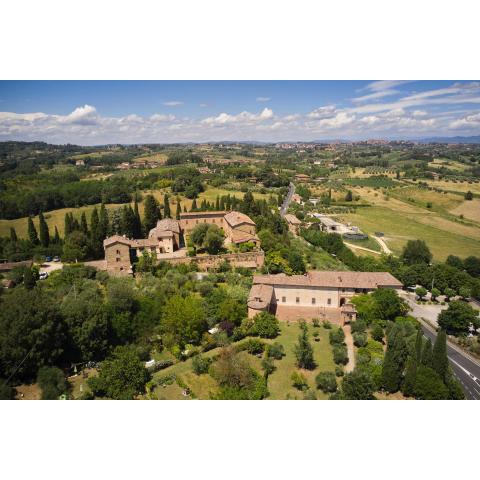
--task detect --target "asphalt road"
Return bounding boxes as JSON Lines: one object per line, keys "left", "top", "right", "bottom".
{"left": 280, "top": 182, "right": 295, "bottom": 217}
{"left": 420, "top": 322, "right": 480, "bottom": 400}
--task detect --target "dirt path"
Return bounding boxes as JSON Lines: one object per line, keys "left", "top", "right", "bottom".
{"left": 344, "top": 242, "right": 381, "bottom": 255}
{"left": 343, "top": 325, "right": 355, "bottom": 373}
{"left": 373, "top": 235, "right": 393, "bottom": 255}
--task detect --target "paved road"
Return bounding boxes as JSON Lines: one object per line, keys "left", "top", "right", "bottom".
{"left": 420, "top": 321, "right": 480, "bottom": 400}
{"left": 400, "top": 291, "right": 480, "bottom": 399}
{"left": 280, "top": 182, "right": 295, "bottom": 217}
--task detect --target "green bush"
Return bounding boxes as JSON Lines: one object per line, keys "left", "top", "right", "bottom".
{"left": 329, "top": 327, "right": 345, "bottom": 345}
{"left": 251, "top": 312, "right": 280, "bottom": 338}
{"left": 371, "top": 323, "right": 384, "bottom": 342}
{"left": 312, "top": 318, "right": 320, "bottom": 328}
{"left": 37, "top": 366, "right": 67, "bottom": 400}
{"left": 266, "top": 342, "right": 285, "bottom": 360}
{"left": 240, "top": 338, "right": 265, "bottom": 355}
{"left": 192, "top": 355, "right": 212, "bottom": 375}
{"left": 322, "top": 320, "right": 332, "bottom": 329}
{"left": 333, "top": 345, "right": 349, "bottom": 365}
{"left": 315, "top": 371, "right": 337, "bottom": 393}
{"left": 351, "top": 320, "right": 367, "bottom": 334}
{"left": 291, "top": 371, "right": 309, "bottom": 391}
{"left": 335, "top": 366, "right": 344, "bottom": 377}
{"left": 353, "top": 332, "right": 368, "bottom": 347}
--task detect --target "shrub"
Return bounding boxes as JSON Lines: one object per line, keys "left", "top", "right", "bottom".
{"left": 342, "top": 369, "right": 375, "bottom": 399}
{"left": 291, "top": 371, "right": 309, "bottom": 391}
{"left": 303, "top": 389, "right": 317, "bottom": 400}
{"left": 192, "top": 355, "right": 212, "bottom": 375}
{"left": 152, "top": 359, "right": 174, "bottom": 371}
{"left": 0, "top": 381, "right": 14, "bottom": 400}
{"left": 353, "top": 332, "right": 368, "bottom": 348}
{"left": 261, "top": 357, "right": 276, "bottom": 376}
{"left": 241, "top": 338, "right": 265, "bottom": 355}
{"left": 37, "top": 366, "right": 67, "bottom": 400}
{"left": 312, "top": 318, "right": 320, "bottom": 328}
{"left": 251, "top": 312, "right": 280, "bottom": 338}
{"left": 333, "top": 345, "right": 349, "bottom": 365}
{"left": 371, "top": 323, "right": 384, "bottom": 342}
{"left": 322, "top": 320, "right": 332, "bottom": 329}
{"left": 266, "top": 342, "right": 285, "bottom": 360}
{"left": 335, "top": 366, "right": 344, "bottom": 377}
{"left": 315, "top": 371, "right": 337, "bottom": 393}
{"left": 329, "top": 327, "right": 345, "bottom": 345}
{"left": 351, "top": 320, "right": 367, "bottom": 334}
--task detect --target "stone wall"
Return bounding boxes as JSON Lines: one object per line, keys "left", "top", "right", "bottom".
{"left": 162, "top": 251, "right": 264, "bottom": 270}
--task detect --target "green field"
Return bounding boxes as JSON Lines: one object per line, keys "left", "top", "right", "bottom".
{"left": 340, "top": 205, "right": 480, "bottom": 260}
{"left": 151, "top": 322, "right": 337, "bottom": 400}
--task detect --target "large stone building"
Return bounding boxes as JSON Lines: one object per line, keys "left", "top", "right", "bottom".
{"left": 247, "top": 270, "right": 402, "bottom": 325}
{"left": 103, "top": 210, "right": 259, "bottom": 275}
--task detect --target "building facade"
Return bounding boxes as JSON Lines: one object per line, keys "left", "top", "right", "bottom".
{"left": 247, "top": 271, "right": 402, "bottom": 325}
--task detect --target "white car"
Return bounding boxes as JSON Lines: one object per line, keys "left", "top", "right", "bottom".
{"left": 39, "top": 272, "right": 49, "bottom": 280}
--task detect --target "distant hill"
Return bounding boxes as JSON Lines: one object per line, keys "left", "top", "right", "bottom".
{"left": 417, "top": 136, "right": 480, "bottom": 144}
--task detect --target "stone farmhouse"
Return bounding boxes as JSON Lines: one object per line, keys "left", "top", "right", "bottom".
{"left": 103, "top": 210, "right": 260, "bottom": 276}
{"left": 247, "top": 271, "right": 402, "bottom": 324}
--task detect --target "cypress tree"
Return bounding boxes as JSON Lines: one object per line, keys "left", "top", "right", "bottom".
{"left": 71, "top": 216, "right": 80, "bottom": 232}
{"left": 415, "top": 328, "right": 423, "bottom": 362}
{"left": 381, "top": 324, "right": 408, "bottom": 393}
{"left": 120, "top": 205, "right": 136, "bottom": 238}
{"left": 215, "top": 196, "right": 220, "bottom": 211}
{"left": 10, "top": 227, "right": 18, "bottom": 242}
{"left": 80, "top": 212, "right": 89, "bottom": 236}
{"left": 64, "top": 213, "right": 73, "bottom": 237}
{"left": 23, "top": 267, "right": 36, "bottom": 290}
{"left": 191, "top": 198, "right": 198, "bottom": 211}
{"left": 27, "top": 217, "right": 39, "bottom": 245}
{"left": 133, "top": 197, "right": 142, "bottom": 238}
{"left": 90, "top": 206, "right": 100, "bottom": 238}
{"left": 219, "top": 196, "right": 225, "bottom": 210}
{"left": 163, "top": 194, "right": 171, "bottom": 218}
{"left": 38, "top": 212, "right": 50, "bottom": 247}
{"left": 421, "top": 338, "right": 433, "bottom": 368}
{"left": 53, "top": 226, "right": 60, "bottom": 244}
{"left": 99, "top": 203, "right": 109, "bottom": 238}
{"left": 294, "top": 322, "right": 316, "bottom": 370}
{"left": 402, "top": 356, "right": 417, "bottom": 397}
{"left": 175, "top": 202, "right": 181, "bottom": 220}
{"left": 432, "top": 330, "right": 449, "bottom": 382}
{"left": 143, "top": 194, "right": 160, "bottom": 234}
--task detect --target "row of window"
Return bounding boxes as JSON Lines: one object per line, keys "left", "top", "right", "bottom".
{"left": 279, "top": 296, "right": 332, "bottom": 305}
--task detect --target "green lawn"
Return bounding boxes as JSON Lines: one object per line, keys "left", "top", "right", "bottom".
{"left": 151, "top": 322, "right": 337, "bottom": 400}
{"left": 340, "top": 205, "right": 480, "bottom": 261}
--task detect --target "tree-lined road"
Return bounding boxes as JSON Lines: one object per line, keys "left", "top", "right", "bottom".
{"left": 280, "top": 182, "right": 295, "bottom": 217}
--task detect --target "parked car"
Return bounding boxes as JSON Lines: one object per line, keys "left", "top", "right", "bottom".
{"left": 53, "top": 256, "right": 61, "bottom": 262}
{"left": 39, "top": 272, "right": 48, "bottom": 280}
{"left": 45, "top": 256, "right": 52, "bottom": 262}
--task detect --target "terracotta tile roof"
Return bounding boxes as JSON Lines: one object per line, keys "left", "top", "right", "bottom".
{"left": 224, "top": 211, "right": 255, "bottom": 227}
{"left": 230, "top": 229, "right": 259, "bottom": 244}
{"left": 103, "top": 235, "right": 132, "bottom": 247}
{"left": 0, "top": 260, "right": 33, "bottom": 272}
{"left": 130, "top": 238, "right": 161, "bottom": 247}
{"left": 284, "top": 214, "right": 302, "bottom": 225}
{"left": 148, "top": 218, "right": 180, "bottom": 236}
{"left": 253, "top": 271, "right": 402, "bottom": 289}
{"left": 247, "top": 283, "right": 274, "bottom": 309}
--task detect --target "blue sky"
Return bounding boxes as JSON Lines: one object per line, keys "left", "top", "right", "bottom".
{"left": 0, "top": 80, "right": 479, "bottom": 144}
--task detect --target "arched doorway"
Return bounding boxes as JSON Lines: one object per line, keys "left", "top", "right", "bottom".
{"left": 339, "top": 297, "right": 346, "bottom": 307}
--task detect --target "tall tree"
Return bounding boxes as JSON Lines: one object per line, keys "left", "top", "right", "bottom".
{"left": 432, "top": 330, "right": 448, "bottom": 382}
{"left": 163, "top": 194, "right": 171, "bottom": 218}
{"left": 215, "top": 196, "right": 220, "bottom": 211}
{"left": 402, "top": 356, "right": 417, "bottom": 397}
{"left": 143, "top": 194, "right": 160, "bottom": 234}
{"left": 421, "top": 338, "right": 433, "bottom": 367}
{"left": 133, "top": 197, "right": 142, "bottom": 238}
{"left": 9, "top": 227, "right": 18, "bottom": 243}
{"left": 80, "top": 212, "right": 89, "bottom": 236}
{"left": 175, "top": 201, "right": 182, "bottom": 220}
{"left": 401, "top": 239, "right": 432, "bottom": 265}
{"left": 38, "top": 212, "right": 50, "bottom": 247}
{"left": 415, "top": 328, "right": 423, "bottom": 363}
{"left": 64, "top": 212, "right": 73, "bottom": 237}
{"left": 23, "top": 267, "right": 36, "bottom": 290}
{"left": 381, "top": 323, "right": 407, "bottom": 392}
{"left": 27, "top": 216, "right": 39, "bottom": 245}
{"left": 53, "top": 226, "right": 61, "bottom": 244}
{"left": 99, "top": 203, "right": 109, "bottom": 239}
{"left": 120, "top": 205, "right": 136, "bottom": 238}
{"left": 294, "top": 321, "right": 316, "bottom": 370}
{"left": 191, "top": 198, "right": 198, "bottom": 211}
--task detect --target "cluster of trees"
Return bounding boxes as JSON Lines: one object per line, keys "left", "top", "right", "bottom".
{"left": 189, "top": 223, "right": 225, "bottom": 255}
{"left": 171, "top": 168, "right": 204, "bottom": 198}
{"left": 165, "top": 150, "right": 203, "bottom": 166}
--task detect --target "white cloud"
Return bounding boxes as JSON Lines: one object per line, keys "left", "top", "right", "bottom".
{"left": 316, "top": 112, "right": 356, "bottom": 129}
{"left": 162, "top": 101, "right": 183, "bottom": 106}
{"left": 202, "top": 107, "right": 273, "bottom": 125}
{"left": 412, "top": 110, "right": 427, "bottom": 117}
{"left": 307, "top": 105, "right": 337, "bottom": 119}
{"left": 450, "top": 112, "right": 480, "bottom": 129}
{"left": 256, "top": 97, "right": 271, "bottom": 102}
{"left": 199, "top": 103, "right": 208, "bottom": 108}
{"left": 150, "top": 113, "right": 176, "bottom": 122}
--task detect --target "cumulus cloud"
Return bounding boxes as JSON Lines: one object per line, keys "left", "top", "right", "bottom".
{"left": 316, "top": 112, "right": 356, "bottom": 129}
{"left": 450, "top": 112, "right": 480, "bottom": 129}
{"left": 307, "top": 105, "right": 337, "bottom": 119}
{"left": 256, "top": 97, "right": 271, "bottom": 102}
{"left": 202, "top": 107, "right": 273, "bottom": 125}
{"left": 62, "top": 104, "right": 98, "bottom": 125}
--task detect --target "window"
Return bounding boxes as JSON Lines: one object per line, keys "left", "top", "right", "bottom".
{"left": 116, "top": 258, "right": 120, "bottom": 262}
{"left": 282, "top": 296, "right": 286, "bottom": 303}
{"left": 296, "top": 297, "right": 300, "bottom": 304}
{"left": 312, "top": 298, "right": 316, "bottom": 305}
{"left": 116, "top": 249, "right": 120, "bottom": 255}
{"left": 327, "top": 298, "right": 331, "bottom": 305}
